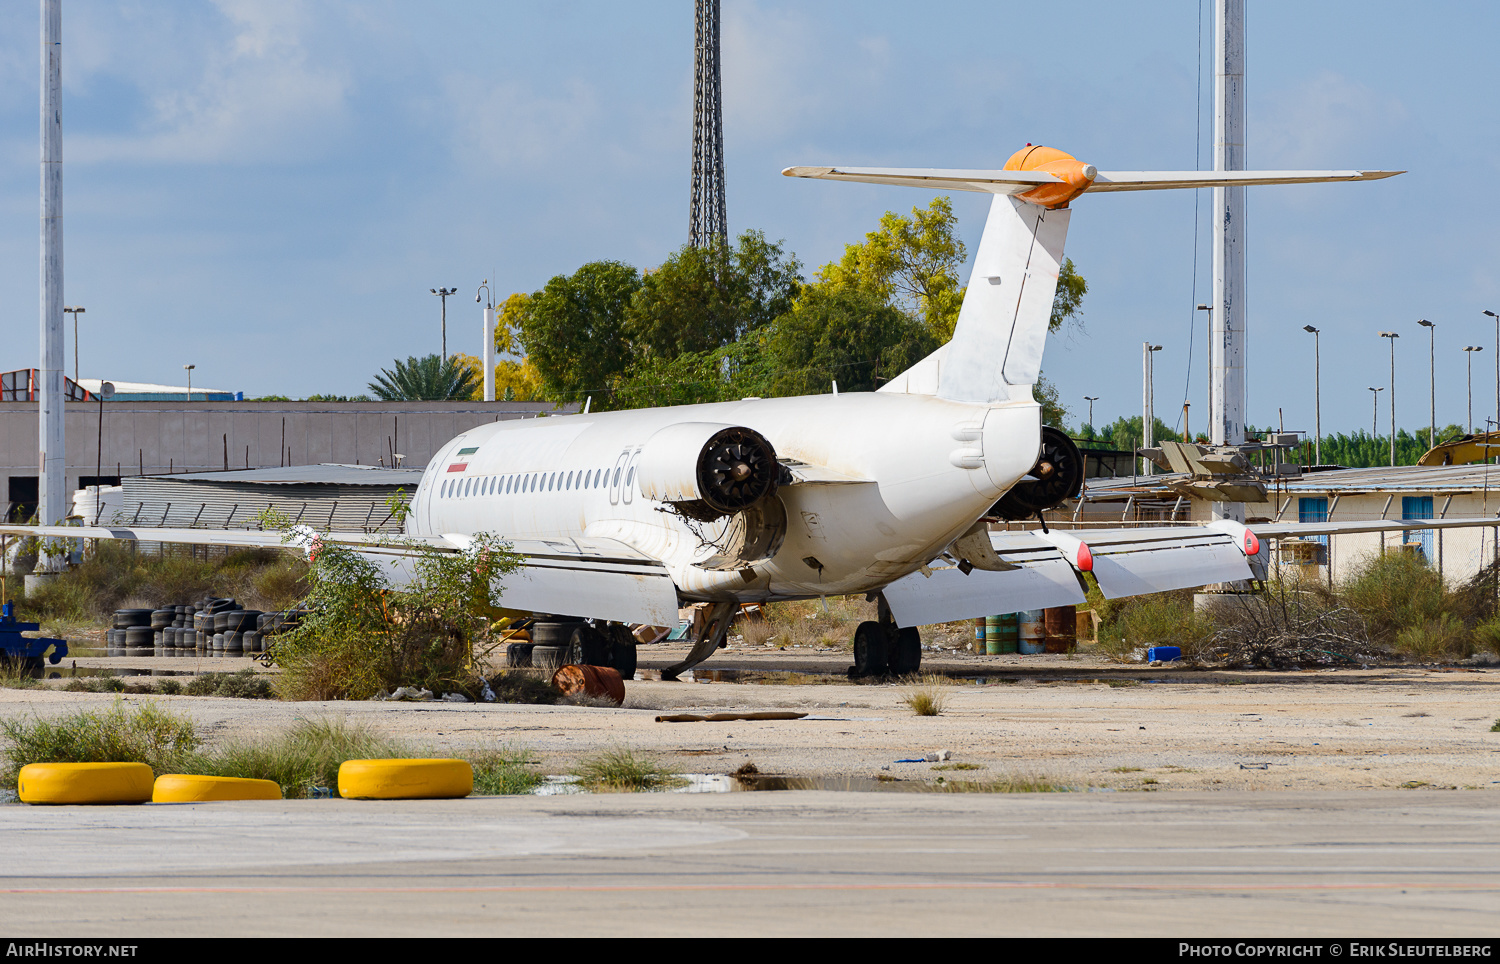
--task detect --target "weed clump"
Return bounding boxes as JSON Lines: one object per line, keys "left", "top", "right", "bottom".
{"left": 469, "top": 747, "right": 544, "bottom": 795}
{"left": 184, "top": 669, "right": 276, "bottom": 699}
{"left": 927, "top": 772, "right": 1070, "bottom": 793}
{"left": 573, "top": 748, "right": 684, "bottom": 792}
{"left": 485, "top": 669, "right": 560, "bottom": 705}
{"left": 901, "top": 675, "right": 949, "bottom": 716}
{"left": 1, "top": 701, "right": 199, "bottom": 780}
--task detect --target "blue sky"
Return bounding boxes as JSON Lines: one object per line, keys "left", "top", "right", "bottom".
{"left": 1, "top": 1, "right": 1498, "bottom": 438}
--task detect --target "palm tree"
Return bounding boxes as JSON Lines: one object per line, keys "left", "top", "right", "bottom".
{"left": 368, "top": 354, "right": 479, "bottom": 401}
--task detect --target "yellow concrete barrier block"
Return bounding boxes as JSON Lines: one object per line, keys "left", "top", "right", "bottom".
{"left": 17, "top": 762, "right": 154, "bottom": 805}
{"left": 337, "top": 758, "right": 473, "bottom": 800}
{"left": 152, "top": 774, "right": 283, "bottom": 803}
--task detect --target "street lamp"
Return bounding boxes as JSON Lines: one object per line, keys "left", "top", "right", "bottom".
{"left": 1303, "top": 325, "right": 1322, "bottom": 465}
{"left": 1379, "top": 331, "right": 1400, "bottom": 466}
{"left": 1142, "top": 343, "right": 1163, "bottom": 476}
{"left": 183, "top": 363, "right": 195, "bottom": 401}
{"left": 1464, "top": 346, "right": 1485, "bottom": 434}
{"left": 1417, "top": 319, "right": 1435, "bottom": 449}
{"left": 430, "top": 287, "right": 457, "bottom": 360}
{"left": 1083, "top": 395, "right": 1099, "bottom": 432}
{"left": 1368, "top": 386, "right": 1383, "bottom": 437}
{"left": 63, "top": 306, "right": 84, "bottom": 386}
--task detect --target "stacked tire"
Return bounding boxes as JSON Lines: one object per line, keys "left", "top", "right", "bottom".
{"left": 525, "top": 619, "right": 637, "bottom": 678}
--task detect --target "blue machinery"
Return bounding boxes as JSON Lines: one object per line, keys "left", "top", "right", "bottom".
{"left": 0, "top": 602, "right": 67, "bottom": 669}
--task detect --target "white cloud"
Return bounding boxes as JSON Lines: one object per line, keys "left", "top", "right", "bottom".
{"left": 68, "top": 1, "right": 352, "bottom": 165}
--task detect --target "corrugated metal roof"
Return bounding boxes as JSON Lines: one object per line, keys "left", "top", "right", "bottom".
{"left": 117, "top": 464, "right": 418, "bottom": 532}
{"left": 1080, "top": 462, "right": 1500, "bottom": 501}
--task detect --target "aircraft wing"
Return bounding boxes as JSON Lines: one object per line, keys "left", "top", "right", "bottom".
{"left": 0, "top": 524, "right": 681, "bottom": 627}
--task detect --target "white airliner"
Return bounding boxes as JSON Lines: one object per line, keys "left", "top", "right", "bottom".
{"left": 8, "top": 146, "right": 1483, "bottom": 678}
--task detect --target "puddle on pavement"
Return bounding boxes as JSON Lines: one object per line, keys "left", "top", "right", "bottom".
{"left": 530, "top": 773, "right": 920, "bottom": 794}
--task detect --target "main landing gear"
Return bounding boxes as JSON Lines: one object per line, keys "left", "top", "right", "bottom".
{"left": 851, "top": 593, "right": 920, "bottom": 679}
{"left": 520, "top": 619, "right": 637, "bottom": 678}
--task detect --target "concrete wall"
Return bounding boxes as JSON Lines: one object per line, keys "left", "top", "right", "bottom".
{"left": 0, "top": 399, "right": 568, "bottom": 519}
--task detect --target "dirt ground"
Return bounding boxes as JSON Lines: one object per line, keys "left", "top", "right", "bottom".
{"left": 6, "top": 635, "right": 1499, "bottom": 794}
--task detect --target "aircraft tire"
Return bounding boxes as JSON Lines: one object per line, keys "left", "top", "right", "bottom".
{"left": 153, "top": 774, "right": 282, "bottom": 803}
{"left": 337, "top": 759, "right": 473, "bottom": 800}
{"left": 18, "top": 762, "right": 154, "bottom": 805}
{"left": 889, "top": 626, "right": 922, "bottom": 676}
{"left": 852, "top": 621, "right": 889, "bottom": 678}
{"left": 564, "top": 625, "right": 609, "bottom": 667}
{"left": 506, "top": 642, "right": 535, "bottom": 668}
{"left": 532, "top": 645, "right": 564, "bottom": 672}
{"left": 610, "top": 637, "right": 637, "bottom": 679}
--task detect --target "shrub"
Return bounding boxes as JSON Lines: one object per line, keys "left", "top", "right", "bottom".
{"left": 183, "top": 717, "right": 409, "bottom": 798}
{"left": 1, "top": 701, "right": 199, "bottom": 780}
{"left": 272, "top": 533, "right": 519, "bottom": 701}
{"left": 184, "top": 669, "right": 276, "bottom": 699}
{"left": 1095, "top": 591, "right": 1213, "bottom": 661}
{"left": 1341, "top": 552, "right": 1448, "bottom": 646}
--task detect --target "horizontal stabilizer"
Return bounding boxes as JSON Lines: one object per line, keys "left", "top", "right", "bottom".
{"left": 881, "top": 532, "right": 1086, "bottom": 628}
{"left": 1076, "top": 526, "right": 1256, "bottom": 598}
{"left": 783, "top": 166, "right": 1401, "bottom": 196}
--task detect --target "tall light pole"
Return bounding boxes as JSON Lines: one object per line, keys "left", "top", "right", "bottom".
{"left": 38, "top": 0, "right": 66, "bottom": 560}
{"left": 63, "top": 305, "right": 83, "bottom": 385}
{"left": 1369, "top": 386, "right": 1383, "bottom": 437}
{"left": 430, "top": 287, "right": 457, "bottom": 360}
{"left": 1083, "top": 395, "right": 1098, "bottom": 432}
{"left": 1379, "top": 331, "right": 1399, "bottom": 465}
{"left": 1142, "top": 343, "right": 1162, "bottom": 476}
{"left": 1484, "top": 311, "right": 1499, "bottom": 447}
{"left": 476, "top": 281, "right": 494, "bottom": 402}
{"left": 1303, "top": 325, "right": 1321, "bottom": 465}
{"left": 182, "top": 363, "right": 194, "bottom": 401}
{"left": 1464, "top": 346, "right": 1484, "bottom": 434}
{"left": 1210, "top": 0, "right": 1247, "bottom": 524}
{"left": 1417, "top": 319, "right": 1435, "bottom": 449}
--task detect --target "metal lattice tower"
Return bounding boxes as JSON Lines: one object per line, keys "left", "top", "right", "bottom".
{"left": 690, "top": 0, "right": 726, "bottom": 248}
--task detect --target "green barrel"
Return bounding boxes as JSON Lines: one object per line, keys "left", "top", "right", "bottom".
{"left": 985, "top": 613, "right": 1018, "bottom": 654}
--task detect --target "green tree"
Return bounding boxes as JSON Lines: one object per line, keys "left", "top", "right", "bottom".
{"left": 752, "top": 288, "right": 939, "bottom": 397}
{"left": 812, "top": 196, "right": 967, "bottom": 340}
{"left": 625, "top": 230, "right": 801, "bottom": 361}
{"left": 516, "top": 261, "right": 642, "bottom": 407}
{"left": 367, "top": 355, "right": 479, "bottom": 401}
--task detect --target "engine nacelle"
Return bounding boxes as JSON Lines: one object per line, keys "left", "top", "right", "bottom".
{"left": 636, "top": 422, "right": 780, "bottom": 521}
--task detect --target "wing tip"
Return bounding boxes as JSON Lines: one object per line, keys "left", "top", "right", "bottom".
{"left": 782, "top": 166, "right": 832, "bottom": 178}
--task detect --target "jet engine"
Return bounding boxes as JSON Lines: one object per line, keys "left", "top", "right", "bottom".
{"left": 636, "top": 422, "right": 786, "bottom": 570}
{"left": 990, "top": 426, "right": 1085, "bottom": 520}
{"left": 636, "top": 422, "right": 781, "bottom": 522}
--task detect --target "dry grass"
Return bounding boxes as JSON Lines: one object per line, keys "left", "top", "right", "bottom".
{"left": 927, "top": 772, "right": 1072, "bottom": 793}
{"left": 901, "top": 675, "right": 949, "bottom": 716}
{"left": 753, "top": 597, "right": 875, "bottom": 650}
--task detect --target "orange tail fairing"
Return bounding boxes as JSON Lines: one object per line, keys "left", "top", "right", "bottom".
{"left": 1004, "top": 144, "right": 1097, "bottom": 209}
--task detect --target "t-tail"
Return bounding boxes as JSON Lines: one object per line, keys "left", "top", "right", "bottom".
{"left": 784, "top": 146, "right": 1400, "bottom": 404}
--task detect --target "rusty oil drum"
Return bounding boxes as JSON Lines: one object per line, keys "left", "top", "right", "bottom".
{"left": 551, "top": 664, "right": 626, "bottom": 706}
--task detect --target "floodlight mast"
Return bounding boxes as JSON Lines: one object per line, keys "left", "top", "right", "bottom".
{"left": 1210, "top": 0, "right": 1246, "bottom": 522}
{"left": 37, "top": 0, "right": 65, "bottom": 573}
{"left": 477, "top": 281, "right": 494, "bottom": 402}
{"left": 1303, "top": 325, "right": 1321, "bottom": 465}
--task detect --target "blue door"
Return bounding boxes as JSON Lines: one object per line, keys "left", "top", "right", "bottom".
{"left": 1401, "top": 496, "right": 1434, "bottom": 561}
{"left": 1299, "top": 497, "right": 1329, "bottom": 547}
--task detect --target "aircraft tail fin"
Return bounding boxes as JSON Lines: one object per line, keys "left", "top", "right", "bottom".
{"left": 787, "top": 149, "right": 1401, "bottom": 404}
